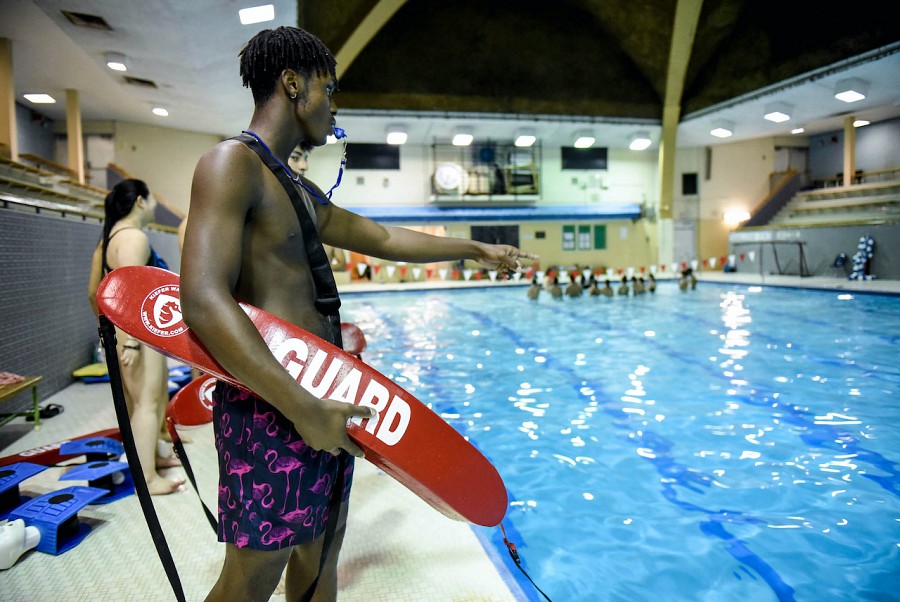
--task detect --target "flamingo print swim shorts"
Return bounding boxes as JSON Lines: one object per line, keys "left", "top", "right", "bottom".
{"left": 212, "top": 381, "right": 354, "bottom": 550}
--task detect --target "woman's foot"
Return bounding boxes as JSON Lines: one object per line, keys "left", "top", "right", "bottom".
{"left": 156, "top": 440, "right": 182, "bottom": 469}
{"left": 147, "top": 475, "right": 186, "bottom": 495}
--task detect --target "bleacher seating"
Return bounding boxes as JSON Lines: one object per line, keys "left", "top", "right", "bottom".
{"left": 766, "top": 178, "right": 900, "bottom": 228}
{"left": 0, "top": 155, "right": 107, "bottom": 213}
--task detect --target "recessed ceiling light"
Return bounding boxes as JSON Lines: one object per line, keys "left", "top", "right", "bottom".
{"left": 452, "top": 127, "right": 473, "bottom": 146}
{"left": 791, "top": 127, "right": 805, "bottom": 134}
{"left": 386, "top": 125, "right": 407, "bottom": 145}
{"left": 515, "top": 129, "right": 536, "bottom": 147}
{"left": 239, "top": 4, "right": 275, "bottom": 25}
{"left": 574, "top": 132, "right": 595, "bottom": 148}
{"left": 629, "top": 132, "right": 651, "bottom": 151}
{"left": 23, "top": 94, "right": 56, "bottom": 104}
{"left": 834, "top": 78, "right": 868, "bottom": 103}
{"left": 763, "top": 102, "right": 792, "bottom": 123}
{"left": 105, "top": 52, "right": 127, "bottom": 72}
{"left": 710, "top": 120, "right": 734, "bottom": 139}
{"left": 853, "top": 119, "right": 870, "bottom": 127}
{"left": 152, "top": 107, "right": 169, "bottom": 117}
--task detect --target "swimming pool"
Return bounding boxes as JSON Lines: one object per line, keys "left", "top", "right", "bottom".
{"left": 341, "top": 283, "right": 900, "bottom": 602}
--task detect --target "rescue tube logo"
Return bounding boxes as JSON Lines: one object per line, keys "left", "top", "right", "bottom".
{"left": 198, "top": 378, "right": 216, "bottom": 412}
{"left": 141, "top": 285, "right": 187, "bottom": 337}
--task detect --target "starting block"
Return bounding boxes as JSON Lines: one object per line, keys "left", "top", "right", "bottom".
{"left": 59, "top": 460, "right": 134, "bottom": 503}
{"left": 0, "top": 462, "right": 47, "bottom": 520}
{"left": 8, "top": 486, "right": 107, "bottom": 555}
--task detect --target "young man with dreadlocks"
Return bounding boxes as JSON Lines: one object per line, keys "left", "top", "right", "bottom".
{"left": 181, "top": 26, "right": 535, "bottom": 601}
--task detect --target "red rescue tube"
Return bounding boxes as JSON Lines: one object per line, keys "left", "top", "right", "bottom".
{"left": 97, "top": 266, "right": 507, "bottom": 527}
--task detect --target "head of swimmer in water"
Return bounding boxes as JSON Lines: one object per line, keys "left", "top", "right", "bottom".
{"left": 239, "top": 26, "right": 338, "bottom": 147}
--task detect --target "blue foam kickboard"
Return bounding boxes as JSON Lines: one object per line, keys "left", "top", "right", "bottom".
{"left": 8, "top": 486, "right": 108, "bottom": 554}
{"left": 0, "top": 462, "right": 48, "bottom": 519}
{"left": 59, "top": 437, "right": 124, "bottom": 459}
{"left": 58, "top": 460, "right": 134, "bottom": 503}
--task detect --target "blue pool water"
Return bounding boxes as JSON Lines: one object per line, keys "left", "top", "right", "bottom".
{"left": 341, "top": 283, "right": 900, "bottom": 602}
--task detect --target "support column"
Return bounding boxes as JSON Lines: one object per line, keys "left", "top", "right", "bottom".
{"left": 0, "top": 38, "right": 17, "bottom": 160}
{"left": 842, "top": 115, "right": 855, "bottom": 187}
{"left": 66, "top": 88, "right": 84, "bottom": 184}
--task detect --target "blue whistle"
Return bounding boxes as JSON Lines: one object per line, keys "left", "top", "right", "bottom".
{"left": 333, "top": 126, "right": 346, "bottom": 139}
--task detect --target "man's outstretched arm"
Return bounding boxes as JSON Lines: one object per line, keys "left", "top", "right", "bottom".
{"left": 319, "top": 203, "right": 538, "bottom": 277}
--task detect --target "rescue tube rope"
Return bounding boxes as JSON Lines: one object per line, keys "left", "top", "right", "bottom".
{"left": 500, "top": 522, "right": 553, "bottom": 601}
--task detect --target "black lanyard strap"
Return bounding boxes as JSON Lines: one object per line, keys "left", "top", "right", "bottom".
{"left": 232, "top": 132, "right": 343, "bottom": 348}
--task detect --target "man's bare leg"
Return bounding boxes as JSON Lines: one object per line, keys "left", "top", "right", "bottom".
{"left": 206, "top": 544, "right": 292, "bottom": 602}
{"left": 284, "top": 500, "right": 350, "bottom": 601}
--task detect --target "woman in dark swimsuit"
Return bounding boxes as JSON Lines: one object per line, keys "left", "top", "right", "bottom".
{"left": 87, "top": 179, "right": 185, "bottom": 495}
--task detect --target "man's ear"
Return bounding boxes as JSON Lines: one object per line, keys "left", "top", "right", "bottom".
{"left": 281, "top": 69, "right": 303, "bottom": 99}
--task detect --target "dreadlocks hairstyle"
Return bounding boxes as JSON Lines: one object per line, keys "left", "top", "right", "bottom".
{"left": 239, "top": 26, "right": 337, "bottom": 106}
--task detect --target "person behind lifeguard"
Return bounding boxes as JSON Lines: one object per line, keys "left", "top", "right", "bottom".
{"left": 288, "top": 142, "right": 348, "bottom": 273}
{"left": 565, "top": 274, "right": 583, "bottom": 298}
{"left": 527, "top": 276, "right": 541, "bottom": 300}
{"left": 550, "top": 276, "right": 563, "bottom": 299}
{"left": 179, "top": 25, "right": 538, "bottom": 602}
{"left": 617, "top": 275, "right": 630, "bottom": 296}
{"left": 87, "top": 179, "right": 186, "bottom": 496}
{"left": 648, "top": 273, "right": 657, "bottom": 293}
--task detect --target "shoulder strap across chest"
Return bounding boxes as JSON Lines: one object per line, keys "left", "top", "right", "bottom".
{"left": 231, "top": 133, "right": 343, "bottom": 348}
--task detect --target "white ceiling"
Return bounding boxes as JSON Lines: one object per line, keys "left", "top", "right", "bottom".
{"left": 2, "top": 0, "right": 899, "bottom": 150}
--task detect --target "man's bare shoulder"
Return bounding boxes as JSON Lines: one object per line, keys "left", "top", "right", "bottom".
{"left": 192, "top": 139, "right": 266, "bottom": 210}
{"left": 196, "top": 138, "right": 260, "bottom": 176}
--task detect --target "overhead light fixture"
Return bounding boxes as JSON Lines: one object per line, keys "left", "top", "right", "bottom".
{"left": 628, "top": 131, "right": 651, "bottom": 151}
{"left": 573, "top": 131, "right": 595, "bottom": 148}
{"left": 23, "top": 93, "right": 56, "bottom": 104}
{"left": 763, "top": 102, "right": 792, "bottom": 123}
{"left": 791, "top": 127, "right": 805, "bottom": 134}
{"left": 514, "top": 129, "right": 536, "bottom": 147}
{"left": 834, "top": 78, "right": 868, "bottom": 103}
{"left": 710, "top": 120, "right": 734, "bottom": 139}
{"left": 853, "top": 119, "right": 870, "bottom": 127}
{"left": 105, "top": 52, "right": 128, "bottom": 72}
{"left": 452, "top": 127, "right": 473, "bottom": 146}
{"left": 239, "top": 4, "right": 275, "bottom": 25}
{"left": 386, "top": 125, "right": 407, "bottom": 145}
{"left": 152, "top": 107, "right": 169, "bottom": 117}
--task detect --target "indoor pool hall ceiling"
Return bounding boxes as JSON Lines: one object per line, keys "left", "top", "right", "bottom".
{"left": 1, "top": 0, "right": 899, "bottom": 148}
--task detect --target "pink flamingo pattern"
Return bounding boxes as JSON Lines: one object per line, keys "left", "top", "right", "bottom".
{"left": 212, "top": 381, "right": 355, "bottom": 550}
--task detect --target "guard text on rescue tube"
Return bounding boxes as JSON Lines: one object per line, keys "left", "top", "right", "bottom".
{"left": 272, "top": 338, "right": 410, "bottom": 446}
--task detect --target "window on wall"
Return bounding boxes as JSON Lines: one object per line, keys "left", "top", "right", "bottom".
{"left": 577, "top": 225, "right": 591, "bottom": 250}
{"left": 593, "top": 225, "right": 606, "bottom": 249}
{"left": 562, "top": 225, "right": 576, "bottom": 251}
{"left": 682, "top": 173, "right": 698, "bottom": 195}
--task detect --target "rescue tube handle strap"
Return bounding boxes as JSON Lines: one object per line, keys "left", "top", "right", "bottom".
{"left": 99, "top": 315, "right": 187, "bottom": 602}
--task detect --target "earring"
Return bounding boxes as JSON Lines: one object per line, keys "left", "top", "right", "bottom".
{"left": 290, "top": 92, "right": 297, "bottom": 100}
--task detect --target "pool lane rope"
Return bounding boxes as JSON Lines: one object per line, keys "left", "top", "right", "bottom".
{"left": 848, "top": 235, "right": 875, "bottom": 280}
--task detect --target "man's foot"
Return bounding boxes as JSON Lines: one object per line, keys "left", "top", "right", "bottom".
{"left": 147, "top": 475, "right": 186, "bottom": 495}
